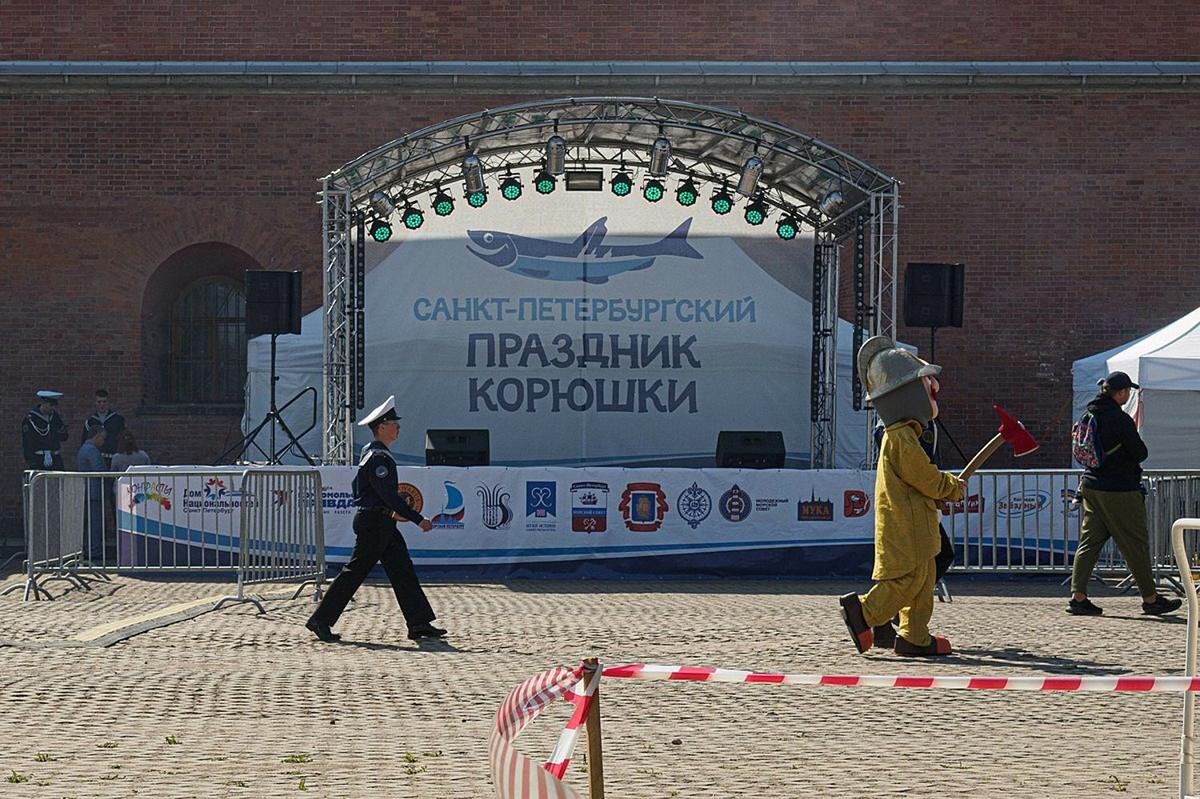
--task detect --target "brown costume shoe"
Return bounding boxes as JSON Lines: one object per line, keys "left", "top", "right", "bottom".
{"left": 838, "top": 593, "right": 873, "bottom": 653}
{"left": 894, "top": 634, "right": 952, "bottom": 657}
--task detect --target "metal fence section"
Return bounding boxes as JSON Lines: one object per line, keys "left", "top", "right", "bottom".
{"left": 3, "top": 467, "right": 323, "bottom": 610}
{"left": 215, "top": 468, "right": 325, "bottom": 613}
{"left": 1170, "top": 518, "right": 1200, "bottom": 799}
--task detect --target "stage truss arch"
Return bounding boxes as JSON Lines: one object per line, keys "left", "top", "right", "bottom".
{"left": 319, "top": 97, "right": 898, "bottom": 467}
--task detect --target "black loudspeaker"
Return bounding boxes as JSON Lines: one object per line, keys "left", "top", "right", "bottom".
{"left": 425, "top": 429, "right": 490, "bottom": 466}
{"left": 715, "top": 430, "right": 786, "bottom": 469}
{"left": 245, "top": 270, "right": 302, "bottom": 336}
{"left": 903, "top": 262, "right": 964, "bottom": 328}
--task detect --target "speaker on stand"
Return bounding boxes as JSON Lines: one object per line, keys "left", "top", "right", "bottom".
{"left": 903, "top": 262, "right": 964, "bottom": 363}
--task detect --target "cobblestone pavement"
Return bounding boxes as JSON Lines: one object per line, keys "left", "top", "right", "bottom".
{"left": 0, "top": 573, "right": 1190, "bottom": 798}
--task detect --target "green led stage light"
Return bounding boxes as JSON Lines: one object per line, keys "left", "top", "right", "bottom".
{"left": 500, "top": 176, "right": 523, "bottom": 201}
{"left": 467, "top": 189, "right": 488, "bottom": 208}
{"left": 642, "top": 179, "right": 664, "bottom": 203}
{"left": 432, "top": 190, "right": 455, "bottom": 216}
{"left": 776, "top": 215, "right": 799, "bottom": 240}
{"left": 535, "top": 170, "right": 557, "bottom": 195}
{"left": 369, "top": 219, "right": 393, "bottom": 242}
{"left": 744, "top": 199, "right": 767, "bottom": 226}
{"left": 610, "top": 171, "right": 633, "bottom": 197}
{"left": 676, "top": 179, "right": 699, "bottom": 207}
{"left": 711, "top": 189, "right": 733, "bottom": 215}
{"left": 402, "top": 205, "right": 424, "bottom": 230}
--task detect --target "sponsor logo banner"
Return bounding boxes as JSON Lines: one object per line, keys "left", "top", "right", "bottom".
{"left": 571, "top": 481, "right": 609, "bottom": 533}
{"left": 620, "top": 482, "right": 669, "bottom": 532}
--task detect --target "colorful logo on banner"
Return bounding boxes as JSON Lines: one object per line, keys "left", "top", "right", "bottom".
{"left": 271, "top": 489, "right": 291, "bottom": 508}
{"left": 620, "top": 482, "right": 669, "bottom": 532}
{"left": 477, "top": 483, "right": 513, "bottom": 530}
{"left": 996, "top": 490, "right": 1049, "bottom": 518}
{"left": 431, "top": 481, "right": 466, "bottom": 528}
{"left": 204, "top": 478, "right": 228, "bottom": 499}
{"left": 719, "top": 485, "right": 752, "bottom": 522}
{"left": 525, "top": 481, "right": 557, "bottom": 532}
{"left": 798, "top": 490, "right": 835, "bottom": 521}
{"left": 676, "top": 482, "right": 712, "bottom": 529}
{"left": 942, "top": 493, "right": 985, "bottom": 516}
{"left": 843, "top": 490, "right": 871, "bottom": 518}
{"left": 397, "top": 483, "right": 424, "bottom": 515}
{"left": 127, "top": 480, "right": 173, "bottom": 510}
{"left": 571, "top": 481, "right": 609, "bottom": 533}
{"left": 465, "top": 217, "right": 702, "bottom": 284}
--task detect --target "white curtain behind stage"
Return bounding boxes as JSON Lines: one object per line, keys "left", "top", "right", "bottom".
{"left": 246, "top": 193, "right": 877, "bottom": 468}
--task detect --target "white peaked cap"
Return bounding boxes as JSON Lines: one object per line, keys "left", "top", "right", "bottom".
{"left": 357, "top": 395, "right": 401, "bottom": 426}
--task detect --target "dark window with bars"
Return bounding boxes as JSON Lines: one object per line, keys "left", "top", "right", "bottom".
{"left": 167, "top": 278, "right": 246, "bottom": 403}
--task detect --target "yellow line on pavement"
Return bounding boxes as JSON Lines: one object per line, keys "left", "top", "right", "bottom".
{"left": 71, "top": 595, "right": 225, "bottom": 643}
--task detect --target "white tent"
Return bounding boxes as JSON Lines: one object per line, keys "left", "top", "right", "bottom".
{"left": 1071, "top": 306, "right": 1200, "bottom": 468}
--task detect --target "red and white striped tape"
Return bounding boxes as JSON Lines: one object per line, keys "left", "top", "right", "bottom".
{"left": 544, "top": 668, "right": 598, "bottom": 779}
{"left": 602, "top": 663, "right": 1200, "bottom": 693}
{"left": 490, "top": 664, "right": 590, "bottom": 799}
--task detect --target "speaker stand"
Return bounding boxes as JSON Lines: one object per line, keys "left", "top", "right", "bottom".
{"left": 216, "top": 334, "right": 316, "bottom": 465}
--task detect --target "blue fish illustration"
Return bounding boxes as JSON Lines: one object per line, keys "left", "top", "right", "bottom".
{"left": 466, "top": 217, "right": 702, "bottom": 284}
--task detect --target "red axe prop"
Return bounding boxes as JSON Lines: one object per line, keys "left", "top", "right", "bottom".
{"left": 957, "top": 404, "right": 1039, "bottom": 481}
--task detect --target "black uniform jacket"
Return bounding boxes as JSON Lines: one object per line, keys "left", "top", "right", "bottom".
{"left": 352, "top": 441, "right": 425, "bottom": 524}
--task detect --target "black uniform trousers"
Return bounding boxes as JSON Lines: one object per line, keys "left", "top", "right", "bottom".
{"left": 311, "top": 509, "right": 435, "bottom": 629}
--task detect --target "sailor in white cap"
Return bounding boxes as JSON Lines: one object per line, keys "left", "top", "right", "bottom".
{"left": 305, "top": 395, "right": 447, "bottom": 644}
{"left": 22, "top": 390, "right": 68, "bottom": 470}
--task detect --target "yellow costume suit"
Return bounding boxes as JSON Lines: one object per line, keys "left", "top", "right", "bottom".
{"left": 858, "top": 419, "right": 964, "bottom": 646}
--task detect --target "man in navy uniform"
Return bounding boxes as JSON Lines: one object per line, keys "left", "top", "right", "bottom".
{"left": 82, "top": 389, "right": 126, "bottom": 468}
{"left": 305, "top": 395, "right": 447, "bottom": 643}
{"left": 22, "top": 390, "right": 69, "bottom": 470}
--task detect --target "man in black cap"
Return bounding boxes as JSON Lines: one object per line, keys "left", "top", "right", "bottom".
{"left": 82, "top": 389, "right": 126, "bottom": 469}
{"left": 1068, "top": 371, "right": 1181, "bottom": 616}
{"left": 22, "top": 390, "right": 68, "bottom": 470}
{"left": 305, "top": 395, "right": 447, "bottom": 643}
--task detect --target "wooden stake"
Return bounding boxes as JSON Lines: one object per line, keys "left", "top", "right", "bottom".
{"left": 583, "top": 657, "right": 604, "bottom": 799}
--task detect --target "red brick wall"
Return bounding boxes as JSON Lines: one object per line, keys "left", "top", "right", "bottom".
{"left": 1, "top": 2, "right": 1196, "bottom": 61}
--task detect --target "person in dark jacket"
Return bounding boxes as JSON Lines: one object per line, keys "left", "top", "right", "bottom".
{"left": 305, "top": 395, "right": 447, "bottom": 644}
{"left": 1068, "top": 371, "right": 1181, "bottom": 616}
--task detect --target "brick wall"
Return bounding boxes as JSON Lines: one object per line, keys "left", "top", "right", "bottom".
{"left": 1, "top": 2, "right": 1197, "bottom": 61}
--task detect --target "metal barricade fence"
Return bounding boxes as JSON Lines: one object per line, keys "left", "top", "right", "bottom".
{"left": 3, "top": 467, "right": 324, "bottom": 610}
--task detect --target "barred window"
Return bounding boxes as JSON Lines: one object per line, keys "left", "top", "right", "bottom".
{"left": 167, "top": 278, "right": 246, "bottom": 403}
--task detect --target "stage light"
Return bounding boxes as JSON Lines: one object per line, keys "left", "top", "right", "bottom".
{"left": 535, "top": 170, "right": 557, "bottom": 194}
{"left": 402, "top": 204, "right": 424, "bottom": 230}
{"left": 676, "top": 179, "right": 699, "bottom": 207}
{"left": 711, "top": 189, "right": 733, "bottom": 215}
{"left": 776, "top": 214, "right": 799, "bottom": 240}
{"left": 610, "top": 171, "right": 633, "bottom": 197}
{"left": 545, "top": 135, "right": 567, "bottom": 175}
{"left": 369, "top": 191, "right": 397, "bottom": 219}
{"left": 467, "top": 188, "right": 488, "bottom": 208}
{"left": 737, "top": 156, "right": 764, "bottom": 197}
{"left": 432, "top": 189, "right": 455, "bottom": 216}
{"left": 744, "top": 198, "right": 767, "bottom": 226}
{"left": 649, "top": 137, "right": 671, "bottom": 177}
{"left": 463, "top": 155, "right": 485, "bottom": 194}
{"left": 643, "top": 179, "right": 665, "bottom": 203}
{"left": 369, "top": 219, "right": 393, "bottom": 242}
{"left": 500, "top": 175, "right": 523, "bottom": 201}
{"left": 819, "top": 190, "right": 844, "bottom": 217}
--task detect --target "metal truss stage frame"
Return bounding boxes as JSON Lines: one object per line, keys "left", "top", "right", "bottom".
{"left": 320, "top": 97, "right": 898, "bottom": 467}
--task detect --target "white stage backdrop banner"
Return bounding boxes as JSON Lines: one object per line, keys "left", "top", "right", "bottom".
{"left": 117, "top": 467, "right": 1084, "bottom": 577}
{"left": 247, "top": 194, "right": 873, "bottom": 468}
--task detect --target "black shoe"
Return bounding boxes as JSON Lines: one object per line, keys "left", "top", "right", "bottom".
{"left": 1067, "top": 597, "right": 1104, "bottom": 616}
{"left": 305, "top": 618, "right": 341, "bottom": 642}
{"left": 872, "top": 622, "right": 897, "bottom": 648}
{"left": 407, "top": 622, "right": 448, "bottom": 641}
{"left": 1142, "top": 595, "right": 1183, "bottom": 616}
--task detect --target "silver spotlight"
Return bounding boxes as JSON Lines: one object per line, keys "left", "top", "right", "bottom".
{"left": 819, "top": 190, "right": 844, "bottom": 217}
{"left": 545, "top": 135, "right": 567, "bottom": 176}
{"left": 648, "top": 137, "right": 671, "bottom": 177}
{"left": 369, "top": 190, "right": 397, "bottom": 218}
{"left": 462, "top": 155, "right": 485, "bottom": 193}
{"left": 736, "top": 156, "right": 764, "bottom": 197}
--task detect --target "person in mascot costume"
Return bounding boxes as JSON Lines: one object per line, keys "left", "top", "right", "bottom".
{"left": 838, "top": 336, "right": 966, "bottom": 657}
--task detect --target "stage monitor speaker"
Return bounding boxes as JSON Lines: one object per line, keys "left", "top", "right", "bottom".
{"left": 715, "top": 430, "right": 786, "bottom": 469}
{"left": 903, "top": 262, "right": 964, "bottom": 328}
{"left": 425, "top": 429, "right": 490, "bottom": 466}
{"left": 246, "top": 270, "right": 302, "bottom": 336}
